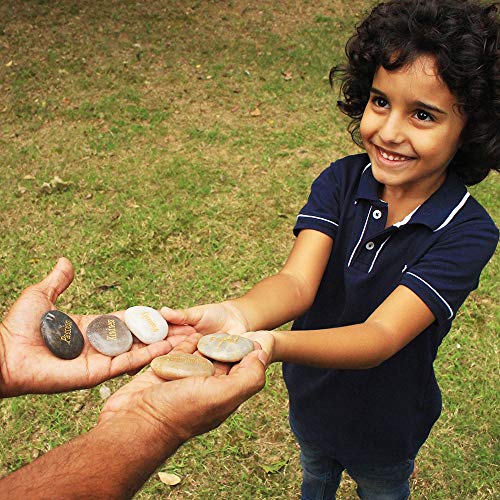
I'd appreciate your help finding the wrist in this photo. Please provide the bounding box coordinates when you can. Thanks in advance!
[221,299,252,331]
[270,330,285,363]
[97,407,184,463]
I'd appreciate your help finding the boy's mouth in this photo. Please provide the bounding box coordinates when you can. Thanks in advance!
[376,146,415,162]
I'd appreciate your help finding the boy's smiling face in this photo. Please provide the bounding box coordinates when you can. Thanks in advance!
[360,54,467,200]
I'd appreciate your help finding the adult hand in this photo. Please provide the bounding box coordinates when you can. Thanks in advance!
[0,333,267,498]
[160,301,249,338]
[99,333,268,444]
[0,257,178,397]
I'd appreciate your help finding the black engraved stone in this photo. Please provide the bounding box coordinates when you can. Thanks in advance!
[40,310,84,359]
[86,315,133,356]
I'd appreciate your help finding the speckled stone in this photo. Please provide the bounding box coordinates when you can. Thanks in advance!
[151,352,215,380]
[124,306,169,344]
[86,315,133,356]
[40,310,84,359]
[197,333,254,362]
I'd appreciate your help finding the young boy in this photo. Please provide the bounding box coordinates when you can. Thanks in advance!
[163,1,499,497]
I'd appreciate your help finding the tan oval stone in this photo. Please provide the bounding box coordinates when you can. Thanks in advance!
[151,353,215,380]
[197,333,254,362]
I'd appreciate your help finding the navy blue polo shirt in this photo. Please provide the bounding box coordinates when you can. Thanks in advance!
[283,153,498,466]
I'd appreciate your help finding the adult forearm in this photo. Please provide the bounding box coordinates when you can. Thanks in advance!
[0,414,182,499]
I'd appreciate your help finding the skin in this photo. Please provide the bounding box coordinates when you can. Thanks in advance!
[162,55,467,370]
[360,55,467,226]
[0,257,184,397]
[0,260,267,498]
[0,334,267,498]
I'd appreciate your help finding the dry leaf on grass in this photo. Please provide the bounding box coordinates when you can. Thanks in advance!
[158,472,181,486]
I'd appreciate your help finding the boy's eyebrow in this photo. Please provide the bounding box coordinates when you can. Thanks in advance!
[370,87,447,115]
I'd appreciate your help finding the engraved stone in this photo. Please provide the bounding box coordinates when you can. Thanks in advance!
[40,310,84,359]
[151,352,215,380]
[124,306,169,344]
[86,315,133,356]
[197,333,254,362]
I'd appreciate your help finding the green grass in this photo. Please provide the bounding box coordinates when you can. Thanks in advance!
[0,0,498,498]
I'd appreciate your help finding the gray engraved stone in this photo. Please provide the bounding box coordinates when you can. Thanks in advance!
[151,352,215,380]
[40,310,84,359]
[197,333,254,362]
[86,315,133,356]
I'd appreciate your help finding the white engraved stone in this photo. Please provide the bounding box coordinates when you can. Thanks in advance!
[124,306,169,344]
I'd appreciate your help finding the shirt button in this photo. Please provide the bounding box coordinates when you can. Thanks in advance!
[366,241,375,250]
[373,210,382,219]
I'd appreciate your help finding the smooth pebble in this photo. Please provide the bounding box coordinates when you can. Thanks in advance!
[40,310,84,359]
[86,315,133,356]
[124,306,169,344]
[197,333,254,362]
[151,352,215,380]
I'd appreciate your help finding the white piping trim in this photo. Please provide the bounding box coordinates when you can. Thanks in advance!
[348,206,372,267]
[296,214,339,227]
[362,162,372,174]
[368,235,392,273]
[393,204,421,228]
[433,192,470,232]
[406,272,454,319]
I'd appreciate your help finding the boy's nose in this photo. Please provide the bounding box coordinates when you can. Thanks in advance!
[378,113,405,144]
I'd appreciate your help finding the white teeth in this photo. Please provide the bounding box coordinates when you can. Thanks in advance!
[379,149,408,161]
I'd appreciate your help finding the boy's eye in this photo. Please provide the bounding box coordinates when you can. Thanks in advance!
[372,96,389,108]
[415,110,434,122]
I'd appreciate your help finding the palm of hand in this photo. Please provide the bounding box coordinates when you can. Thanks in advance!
[99,333,222,441]
[0,259,174,397]
[99,333,267,442]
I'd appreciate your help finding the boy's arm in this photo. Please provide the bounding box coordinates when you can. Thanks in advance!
[249,284,436,369]
[230,229,334,331]
[161,229,333,337]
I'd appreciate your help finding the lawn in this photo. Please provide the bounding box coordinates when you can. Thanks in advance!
[0,0,498,498]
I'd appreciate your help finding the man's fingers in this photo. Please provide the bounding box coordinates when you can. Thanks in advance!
[109,340,174,378]
[39,257,75,303]
[225,350,268,399]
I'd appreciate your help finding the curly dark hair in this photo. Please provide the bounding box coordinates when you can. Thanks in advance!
[331,0,499,185]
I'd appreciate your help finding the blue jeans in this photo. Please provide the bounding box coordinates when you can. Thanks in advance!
[298,438,414,500]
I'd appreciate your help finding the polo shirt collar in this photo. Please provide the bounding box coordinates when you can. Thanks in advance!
[355,163,469,231]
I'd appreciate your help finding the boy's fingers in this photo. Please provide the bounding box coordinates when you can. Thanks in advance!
[161,306,204,327]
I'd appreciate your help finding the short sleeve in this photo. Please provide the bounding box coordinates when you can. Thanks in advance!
[400,221,498,324]
[294,162,343,239]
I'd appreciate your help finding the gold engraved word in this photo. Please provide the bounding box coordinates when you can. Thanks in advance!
[107,319,118,341]
[141,312,159,332]
[169,354,207,366]
[60,320,72,344]
[212,335,239,351]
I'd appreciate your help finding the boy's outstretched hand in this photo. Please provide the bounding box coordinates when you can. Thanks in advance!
[0,257,176,398]
[160,301,249,338]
